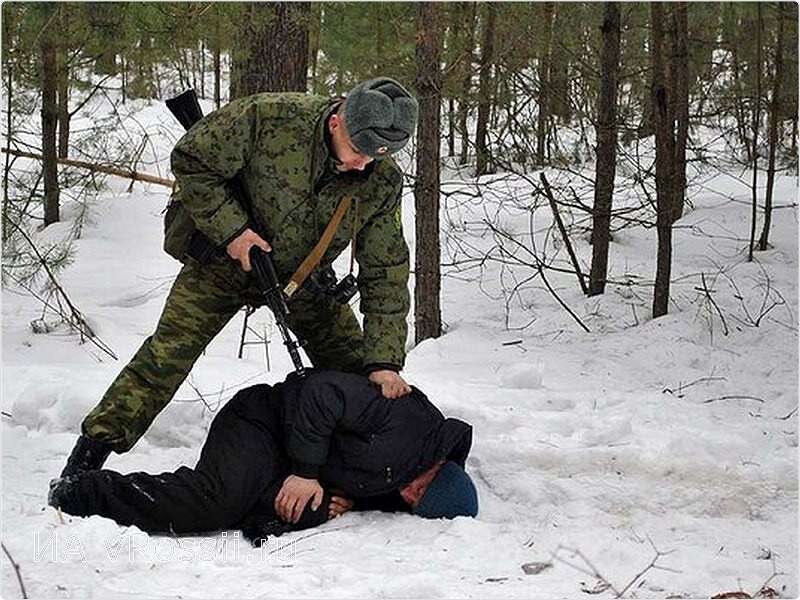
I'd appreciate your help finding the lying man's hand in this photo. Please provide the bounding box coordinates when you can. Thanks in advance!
[275,475,324,524]
[369,370,411,399]
[328,495,354,519]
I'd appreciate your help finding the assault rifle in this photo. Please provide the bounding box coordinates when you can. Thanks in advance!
[165,89,307,378]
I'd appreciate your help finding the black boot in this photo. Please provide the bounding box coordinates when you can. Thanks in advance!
[59,434,113,478]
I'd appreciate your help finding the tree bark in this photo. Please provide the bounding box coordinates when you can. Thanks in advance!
[651,2,673,318]
[199,40,206,100]
[549,6,571,122]
[121,55,127,105]
[758,1,785,251]
[447,97,455,157]
[729,7,750,161]
[232,2,310,97]
[748,3,762,262]
[3,55,12,243]
[670,3,689,223]
[309,4,322,92]
[458,2,476,166]
[475,2,496,176]
[589,2,621,297]
[56,4,70,159]
[213,43,221,109]
[414,2,442,344]
[536,2,555,165]
[40,8,60,226]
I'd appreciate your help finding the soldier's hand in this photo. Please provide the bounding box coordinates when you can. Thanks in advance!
[275,475,324,524]
[369,370,411,399]
[226,228,271,272]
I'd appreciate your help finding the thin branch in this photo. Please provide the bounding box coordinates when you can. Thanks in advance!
[1,147,174,188]
[702,395,765,405]
[2,264,117,361]
[540,172,589,295]
[616,537,679,598]
[1,542,28,599]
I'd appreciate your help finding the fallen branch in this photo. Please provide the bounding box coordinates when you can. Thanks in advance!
[551,537,679,599]
[268,523,354,556]
[695,272,730,337]
[538,264,591,333]
[186,376,214,413]
[1,147,174,188]
[615,537,678,598]
[1,542,29,599]
[540,173,589,295]
[479,218,590,333]
[702,395,765,404]
[663,375,727,397]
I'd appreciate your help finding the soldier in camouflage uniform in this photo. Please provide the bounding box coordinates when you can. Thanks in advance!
[55,78,419,477]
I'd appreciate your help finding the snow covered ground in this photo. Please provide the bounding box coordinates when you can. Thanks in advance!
[2,94,798,598]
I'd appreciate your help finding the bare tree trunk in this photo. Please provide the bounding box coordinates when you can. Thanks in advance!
[229,54,238,100]
[670,3,689,223]
[213,42,221,109]
[414,1,442,343]
[536,2,555,165]
[651,2,673,318]
[748,3,763,262]
[731,36,750,160]
[549,6,571,123]
[190,47,198,94]
[232,2,310,97]
[56,5,70,159]
[589,2,621,297]
[199,40,206,100]
[458,2,476,166]
[121,55,127,105]
[309,4,322,92]
[447,97,455,157]
[758,1,785,251]
[3,57,12,243]
[41,9,60,226]
[375,8,384,73]
[475,2,496,176]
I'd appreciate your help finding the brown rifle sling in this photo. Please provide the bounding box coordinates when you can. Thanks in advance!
[284,195,353,298]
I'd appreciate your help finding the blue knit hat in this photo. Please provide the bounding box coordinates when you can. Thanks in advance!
[413,461,479,519]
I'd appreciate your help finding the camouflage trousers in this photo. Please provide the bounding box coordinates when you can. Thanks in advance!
[82,255,364,453]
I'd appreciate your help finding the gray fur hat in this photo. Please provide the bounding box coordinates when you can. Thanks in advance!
[344,77,418,158]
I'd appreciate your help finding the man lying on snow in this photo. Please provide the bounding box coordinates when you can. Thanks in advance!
[48,371,478,545]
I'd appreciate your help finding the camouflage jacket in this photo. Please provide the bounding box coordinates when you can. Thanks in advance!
[166,93,410,369]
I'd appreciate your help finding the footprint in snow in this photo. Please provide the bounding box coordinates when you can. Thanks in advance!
[578,418,633,447]
[499,364,544,390]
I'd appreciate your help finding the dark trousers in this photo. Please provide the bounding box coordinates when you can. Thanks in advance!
[60,385,290,534]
